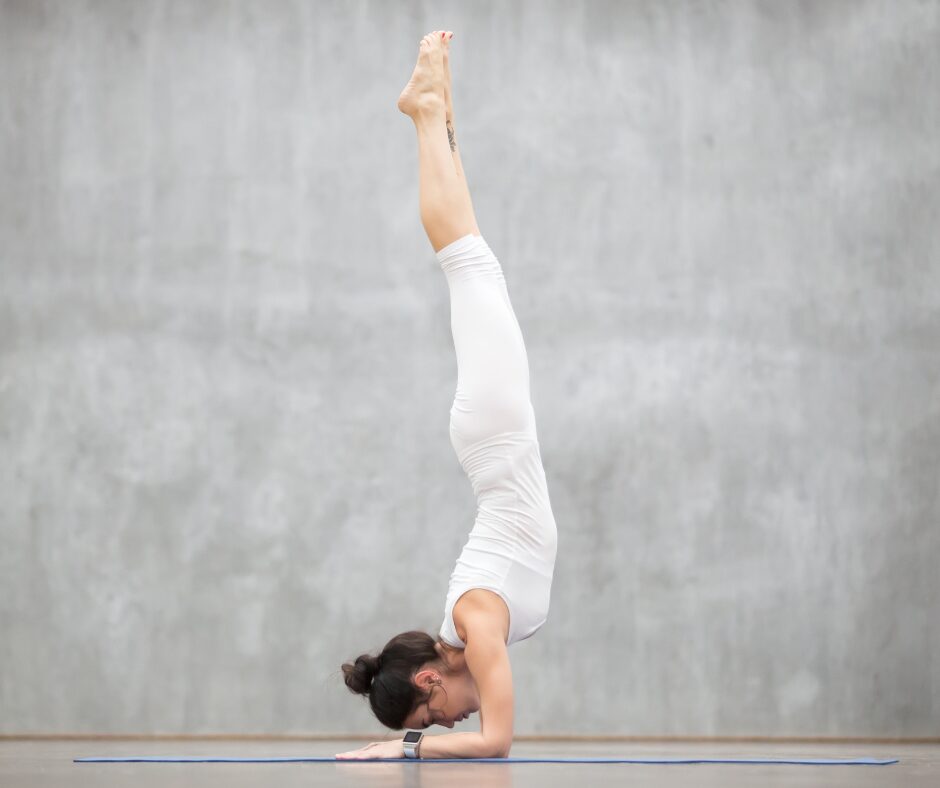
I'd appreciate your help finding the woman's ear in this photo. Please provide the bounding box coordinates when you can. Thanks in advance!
[413,667,437,690]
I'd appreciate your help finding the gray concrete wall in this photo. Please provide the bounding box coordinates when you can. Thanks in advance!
[1,0,937,736]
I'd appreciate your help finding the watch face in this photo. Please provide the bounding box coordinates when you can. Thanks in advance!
[404,730,423,744]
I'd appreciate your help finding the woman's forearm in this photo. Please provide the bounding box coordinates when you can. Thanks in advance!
[418,731,507,759]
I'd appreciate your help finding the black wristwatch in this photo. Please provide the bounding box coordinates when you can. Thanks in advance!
[402,730,424,759]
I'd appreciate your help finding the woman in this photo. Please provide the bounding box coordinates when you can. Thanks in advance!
[337,30,558,760]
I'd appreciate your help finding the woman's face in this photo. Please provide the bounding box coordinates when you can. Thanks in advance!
[406,665,480,729]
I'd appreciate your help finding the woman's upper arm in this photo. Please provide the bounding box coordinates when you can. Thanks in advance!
[462,614,514,758]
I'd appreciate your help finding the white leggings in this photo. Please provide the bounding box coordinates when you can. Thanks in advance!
[435,233,556,647]
[435,234,535,455]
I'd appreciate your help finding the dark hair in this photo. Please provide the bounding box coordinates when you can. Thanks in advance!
[341,630,451,730]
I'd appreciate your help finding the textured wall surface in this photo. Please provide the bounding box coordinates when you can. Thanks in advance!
[1,0,937,736]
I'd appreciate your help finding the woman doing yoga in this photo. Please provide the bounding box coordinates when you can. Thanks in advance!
[337,30,558,761]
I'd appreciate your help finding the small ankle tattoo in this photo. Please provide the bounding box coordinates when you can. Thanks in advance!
[446,119,457,153]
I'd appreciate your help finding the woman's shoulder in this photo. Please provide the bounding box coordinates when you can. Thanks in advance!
[452,588,511,646]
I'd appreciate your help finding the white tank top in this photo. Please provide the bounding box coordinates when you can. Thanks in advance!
[439,426,558,648]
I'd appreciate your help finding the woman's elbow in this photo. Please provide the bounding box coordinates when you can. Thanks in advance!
[486,739,511,759]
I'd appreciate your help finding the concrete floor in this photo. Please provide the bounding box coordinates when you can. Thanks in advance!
[2,739,937,787]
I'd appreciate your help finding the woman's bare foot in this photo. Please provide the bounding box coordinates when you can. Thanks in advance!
[442,31,455,121]
[397,31,447,119]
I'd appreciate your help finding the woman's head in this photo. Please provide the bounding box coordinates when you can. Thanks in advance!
[341,630,480,730]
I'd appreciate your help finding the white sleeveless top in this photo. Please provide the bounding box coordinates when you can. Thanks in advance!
[439,427,558,648]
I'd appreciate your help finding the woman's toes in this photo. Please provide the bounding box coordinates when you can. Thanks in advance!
[420,34,435,58]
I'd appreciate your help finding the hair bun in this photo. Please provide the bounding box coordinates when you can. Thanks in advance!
[341,653,381,695]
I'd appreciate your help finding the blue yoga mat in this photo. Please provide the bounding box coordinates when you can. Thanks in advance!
[74,755,898,765]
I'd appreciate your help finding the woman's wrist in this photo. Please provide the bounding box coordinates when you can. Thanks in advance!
[409,731,489,759]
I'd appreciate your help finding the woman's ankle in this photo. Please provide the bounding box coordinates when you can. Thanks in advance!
[411,94,446,124]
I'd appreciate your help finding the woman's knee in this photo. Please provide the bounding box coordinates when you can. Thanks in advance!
[451,391,532,443]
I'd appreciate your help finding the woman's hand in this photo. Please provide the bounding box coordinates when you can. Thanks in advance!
[335,739,405,760]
